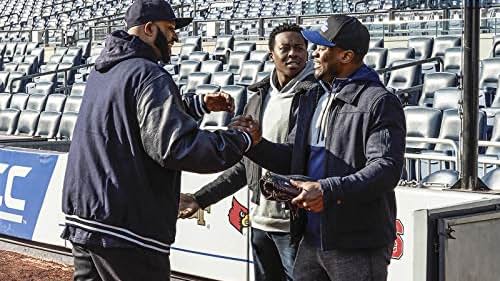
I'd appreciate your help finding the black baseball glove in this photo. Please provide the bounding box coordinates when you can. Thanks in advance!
[259,171,314,202]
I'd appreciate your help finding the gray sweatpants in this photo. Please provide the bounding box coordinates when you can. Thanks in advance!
[293,239,392,281]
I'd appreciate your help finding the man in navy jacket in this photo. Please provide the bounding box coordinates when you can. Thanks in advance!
[61,0,253,280]
[234,15,406,281]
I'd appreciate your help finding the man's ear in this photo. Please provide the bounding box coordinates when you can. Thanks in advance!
[269,51,274,62]
[143,22,156,37]
[341,50,355,64]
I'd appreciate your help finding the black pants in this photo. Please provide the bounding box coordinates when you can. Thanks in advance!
[72,243,170,281]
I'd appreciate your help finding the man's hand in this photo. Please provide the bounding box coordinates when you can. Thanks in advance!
[290,180,324,212]
[228,115,262,146]
[203,92,235,113]
[178,193,201,219]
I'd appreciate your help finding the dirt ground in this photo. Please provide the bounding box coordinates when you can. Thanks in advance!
[0,250,73,281]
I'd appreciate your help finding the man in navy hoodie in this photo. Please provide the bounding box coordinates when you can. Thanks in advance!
[234,15,406,281]
[61,0,253,280]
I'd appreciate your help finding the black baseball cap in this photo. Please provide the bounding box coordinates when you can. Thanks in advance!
[302,15,370,56]
[125,0,192,30]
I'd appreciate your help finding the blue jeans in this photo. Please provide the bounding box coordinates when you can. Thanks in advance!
[251,227,297,281]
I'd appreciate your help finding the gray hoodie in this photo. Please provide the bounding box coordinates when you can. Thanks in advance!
[251,61,314,232]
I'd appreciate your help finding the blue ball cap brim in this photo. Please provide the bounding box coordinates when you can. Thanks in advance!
[301,29,336,47]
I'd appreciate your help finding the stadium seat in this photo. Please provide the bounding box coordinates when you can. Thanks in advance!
[432,88,461,111]
[184,36,202,51]
[491,34,500,58]
[23,55,39,74]
[226,51,249,74]
[9,93,29,110]
[418,72,459,106]
[189,51,210,62]
[180,44,199,61]
[57,112,79,140]
[70,82,86,96]
[200,60,223,73]
[0,108,20,135]
[221,85,246,115]
[44,94,67,112]
[28,82,55,96]
[25,43,40,55]
[443,47,462,74]
[234,42,256,53]
[177,60,201,85]
[62,55,79,65]
[421,170,459,187]
[54,47,69,56]
[237,60,263,86]
[431,36,462,58]
[386,59,422,104]
[364,48,387,70]
[386,48,416,67]
[15,109,40,136]
[63,96,83,113]
[434,109,486,152]
[408,37,433,60]
[16,63,32,75]
[49,54,64,64]
[3,42,17,62]
[482,168,500,190]
[484,115,500,156]
[195,84,220,95]
[479,58,500,106]
[35,111,62,139]
[250,50,270,63]
[211,72,234,87]
[30,48,45,65]
[76,40,92,59]
[12,55,24,64]
[0,93,11,110]
[369,37,384,48]
[14,42,27,56]
[36,63,59,83]
[184,72,211,94]
[213,35,234,64]
[26,94,48,111]
[3,63,18,72]
[0,71,10,92]
[404,106,442,149]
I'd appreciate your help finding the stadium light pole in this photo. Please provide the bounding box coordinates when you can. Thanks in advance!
[454,0,488,191]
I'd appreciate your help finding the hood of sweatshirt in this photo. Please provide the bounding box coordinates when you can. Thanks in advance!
[94,30,158,72]
[321,64,383,95]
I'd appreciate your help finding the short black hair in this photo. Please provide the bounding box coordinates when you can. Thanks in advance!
[268,23,308,50]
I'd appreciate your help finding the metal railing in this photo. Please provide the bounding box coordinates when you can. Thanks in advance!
[405,137,460,182]
[9,63,95,95]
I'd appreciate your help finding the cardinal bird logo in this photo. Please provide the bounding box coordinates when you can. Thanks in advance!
[228,197,249,233]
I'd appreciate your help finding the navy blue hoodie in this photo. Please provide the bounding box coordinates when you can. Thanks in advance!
[61,30,250,254]
[305,65,385,247]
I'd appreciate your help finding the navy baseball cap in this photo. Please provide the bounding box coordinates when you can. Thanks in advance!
[125,0,192,30]
[302,15,370,56]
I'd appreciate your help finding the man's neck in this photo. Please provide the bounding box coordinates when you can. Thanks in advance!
[275,71,293,91]
[323,63,363,86]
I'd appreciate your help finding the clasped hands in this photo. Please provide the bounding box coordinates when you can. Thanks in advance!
[203,92,235,113]
[178,179,324,220]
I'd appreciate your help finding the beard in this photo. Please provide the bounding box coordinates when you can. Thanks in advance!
[154,31,171,64]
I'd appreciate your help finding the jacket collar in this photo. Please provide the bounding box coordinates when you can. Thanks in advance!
[334,80,368,104]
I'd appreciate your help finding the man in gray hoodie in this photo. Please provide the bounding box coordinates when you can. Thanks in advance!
[178,24,315,281]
